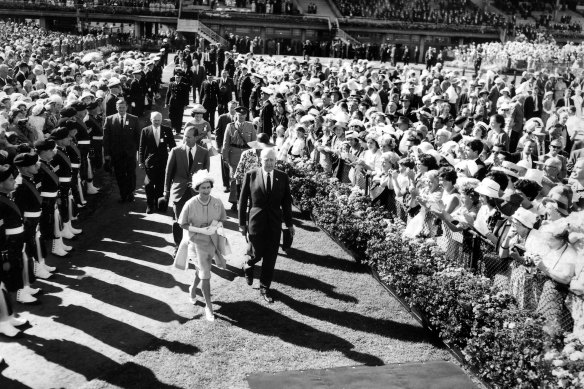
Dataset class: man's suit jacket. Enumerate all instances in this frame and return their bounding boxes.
[164,144,210,203]
[103,113,141,159]
[217,77,235,105]
[215,113,236,152]
[139,125,176,170]
[200,79,218,108]
[259,99,274,136]
[104,93,119,117]
[192,65,206,88]
[238,168,293,236]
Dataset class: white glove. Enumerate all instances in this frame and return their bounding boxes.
[131,102,136,107]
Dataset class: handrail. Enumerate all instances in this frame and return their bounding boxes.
[198,21,228,46]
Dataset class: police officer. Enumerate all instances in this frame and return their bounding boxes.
[128,69,146,117]
[222,106,256,210]
[165,69,190,135]
[0,157,29,337]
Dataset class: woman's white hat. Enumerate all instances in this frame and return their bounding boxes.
[192,170,214,191]
[474,178,501,198]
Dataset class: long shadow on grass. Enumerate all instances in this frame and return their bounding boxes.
[280,246,367,273]
[100,361,184,389]
[273,269,358,303]
[270,290,442,346]
[215,301,384,366]
[0,368,31,389]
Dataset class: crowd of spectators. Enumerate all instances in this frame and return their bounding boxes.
[493,0,578,18]
[333,0,506,27]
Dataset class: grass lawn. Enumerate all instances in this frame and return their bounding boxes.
[84,211,452,389]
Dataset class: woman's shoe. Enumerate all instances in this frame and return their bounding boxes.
[188,285,197,304]
[204,306,214,322]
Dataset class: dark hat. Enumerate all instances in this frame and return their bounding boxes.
[400,94,411,101]
[49,127,70,141]
[70,101,87,111]
[13,152,38,167]
[396,116,410,126]
[453,116,467,126]
[34,138,56,152]
[86,101,99,110]
[0,163,15,182]
[235,106,248,114]
[157,197,168,213]
[19,62,29,68]
[174,68,185,76]
[59,107,76,118]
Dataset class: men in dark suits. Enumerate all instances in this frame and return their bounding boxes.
[216,69,235,116]
[14,62,28,87]
[191,59,206,103]
[164,127,210,246]
[103,99,141,203]
[0,64,13,88]
[465,139,487,181]
[165,69,190,134]
[216,101,238,191]
[258,86,274,136]
[239,148,294,303]
[224,51,236,78]
[128,69,146,117]
[139,111,176,213]
[200,73,219,129]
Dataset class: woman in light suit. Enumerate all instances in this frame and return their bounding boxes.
[178,170,227,321]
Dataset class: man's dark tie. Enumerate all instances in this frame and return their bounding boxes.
[188,147,193,171]
[266,172,272,197]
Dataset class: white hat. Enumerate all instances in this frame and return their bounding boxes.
[512,208,538,229]
[474,178,501,198]
[191,170,214,191]
[300,114,315,123]
[260,86,274,94]
[492,161,526,178]
[522,169,544,186]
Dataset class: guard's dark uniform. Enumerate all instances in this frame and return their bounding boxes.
[85,112,104,170]
[0,192,25,293]
[165,73,190,134]
[13,174,42,285]
[52,146,73,224]
[66,142,82,216]
[128,77,146,117]
[35,159,60,252]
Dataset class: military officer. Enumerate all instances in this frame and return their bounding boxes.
[128,69,146,117]
[105,78,122,117]
[165,69,190,135]
[222,106,257,210]
[84,101,103,193]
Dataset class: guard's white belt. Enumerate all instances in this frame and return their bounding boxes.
[6,226,24,235]
[78,140,91,145]
[59,177,72,183]
[24,211,41,218]
[71,163,81,168]
[41,191,58,198]
[92,136,103,140]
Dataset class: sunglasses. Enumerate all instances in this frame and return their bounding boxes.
[550,145,561,149]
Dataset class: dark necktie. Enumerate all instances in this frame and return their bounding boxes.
[188,147,193,171]
[266,172,272,197]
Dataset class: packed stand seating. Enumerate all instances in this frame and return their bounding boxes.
[0,0,179,15]
[493,0,575,18]
[333,0,506,27]
[219,0,296,14]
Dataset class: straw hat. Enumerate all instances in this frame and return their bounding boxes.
[474,178,501,198]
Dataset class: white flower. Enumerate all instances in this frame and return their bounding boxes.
[569,351,584,361]
[553,359,566,367]
[563,344,577,355]
[544,351,559,361]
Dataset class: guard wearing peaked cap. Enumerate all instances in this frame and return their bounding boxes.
[84,100,104,189]
[33,138,63,264]
[13,151,46,300]
[0,157,30,337]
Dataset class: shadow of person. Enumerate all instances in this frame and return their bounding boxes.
[0,367,32,389]
[280,246,367,273]
[50,305,197,355]
[273,269,358,303]
[214,301,384,366]
[270,290,442,346]
[101,361,183,389]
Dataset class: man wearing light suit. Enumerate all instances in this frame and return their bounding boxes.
[164,126,210,247]
[239,148,294,303]
[139,112,176,214]
[103,99,141,203]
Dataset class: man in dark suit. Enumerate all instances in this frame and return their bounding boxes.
[14,62,28,87]
[128,69,146,117]
[200,73,219,129]
[0,64,13,88]
[216,69,235,116]
[215,101,238,191]
[105,78,122,117]
[258,86,274,136]
[237,66,253,109]
[103,99,141,203]
[239,148,294,303]
[139,111,176,213]
[165,69,190,134]
[164,126,210,246]
[191,59,206,103]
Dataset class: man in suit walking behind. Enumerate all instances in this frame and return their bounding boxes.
[164,126,210,247]
[239,148,294,303]
[139,111,176,214]
[103,99,141,203]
